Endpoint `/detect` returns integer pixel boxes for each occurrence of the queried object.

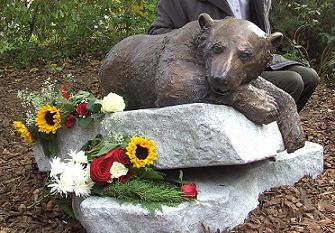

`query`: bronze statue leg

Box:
[208,77,305,153]
[221,84,280,125]
[250,77,305,153]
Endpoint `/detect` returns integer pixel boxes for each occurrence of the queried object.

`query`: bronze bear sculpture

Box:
[99,13,305,153]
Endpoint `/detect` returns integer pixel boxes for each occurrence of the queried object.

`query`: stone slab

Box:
[33,103,285,171]
[73,142,323,233]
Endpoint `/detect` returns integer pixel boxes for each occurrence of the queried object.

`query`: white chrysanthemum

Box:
[48,178,63,195]
[71,163,93,197]
[48,172,74,197]
[101,92,125,113]
[68,150,87,164]
[110,162,129,179]
[73,173,94,197]
[70,163,87,183]
[73,182,92,197]
[48,162,93,197]
[49,157,66,178]
[69,163,94,196]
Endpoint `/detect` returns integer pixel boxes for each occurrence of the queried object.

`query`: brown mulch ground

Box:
[0,61,334,233]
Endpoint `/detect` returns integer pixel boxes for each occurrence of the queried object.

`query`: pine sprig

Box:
[93,177,188,214]
[136,167,165,180]
[104,178,184,203]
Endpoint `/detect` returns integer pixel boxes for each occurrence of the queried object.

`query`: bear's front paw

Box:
[283,124,305,153]
[255,95,279,124]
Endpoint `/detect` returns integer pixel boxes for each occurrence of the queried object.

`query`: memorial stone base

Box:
[31,104,324,232]
[73,142,323,233]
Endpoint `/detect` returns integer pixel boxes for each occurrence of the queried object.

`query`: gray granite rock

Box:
[73,142,323,233]
[33,103,285,171]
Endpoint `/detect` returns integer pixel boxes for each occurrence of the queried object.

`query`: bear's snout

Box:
[208,75,235,95]
[212,75,231,85]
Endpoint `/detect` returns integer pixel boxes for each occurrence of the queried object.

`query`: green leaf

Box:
[77,91,92,97]
[81,134,103,151]
[95,142,118,156]
[78,116,93,128]
[81,135,121,159]
[90,113,104,119]
[91,185,106,196]
[71,91,92,102]
[38,133,59,157]
[86,100,101,113]
[138,167,165,180]
[95,99,102,105]
[55,95,75,112]
[47,140,59,157]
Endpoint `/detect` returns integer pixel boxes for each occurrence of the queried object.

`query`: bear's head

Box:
[197,13,283,95]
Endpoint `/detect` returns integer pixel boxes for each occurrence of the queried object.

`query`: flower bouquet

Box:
[48,134,198,213]
[13,78,125,157]
[13,78,198,213]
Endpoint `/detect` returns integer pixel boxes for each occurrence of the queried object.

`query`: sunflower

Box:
[126,137,157,168]
[35,105,61,134]
[13,121,35,144]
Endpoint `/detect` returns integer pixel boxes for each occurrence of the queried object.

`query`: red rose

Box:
[181,183,198,199]
[76,102,90,117]
[111,148,131,165]
[118,170,133,183]
[61,86,70,99]
[65,114,76,128]
[90,153,115,185]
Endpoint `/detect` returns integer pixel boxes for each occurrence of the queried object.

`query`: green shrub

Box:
[270,0,335,80]
[0,0,158,67]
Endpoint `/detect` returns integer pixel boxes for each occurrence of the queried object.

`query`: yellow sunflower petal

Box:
[13,121,35,144]
[35,105,62,134]
[126,136,157,168]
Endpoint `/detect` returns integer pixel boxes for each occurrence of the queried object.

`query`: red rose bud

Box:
[181,183,198,199]
[110,148,131,165]
[76,102,90,117]
[61,86,70,99]
[90,153,115,185]
[65,114,76,128]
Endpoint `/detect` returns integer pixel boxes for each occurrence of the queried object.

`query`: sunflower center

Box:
[135,146,149,160]
[45,111,55,125]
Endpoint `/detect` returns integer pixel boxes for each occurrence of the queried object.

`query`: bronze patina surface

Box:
[99,14,305,153]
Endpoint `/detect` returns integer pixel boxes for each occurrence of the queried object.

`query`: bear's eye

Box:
[240,51,252,61]
[211,43,223,54]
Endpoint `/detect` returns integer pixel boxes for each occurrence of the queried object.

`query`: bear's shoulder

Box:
[157,21,202,63]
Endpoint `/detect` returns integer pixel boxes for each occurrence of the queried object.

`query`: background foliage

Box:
[0,0,334,80]
[270,0,335,80]
[0,0,158,67]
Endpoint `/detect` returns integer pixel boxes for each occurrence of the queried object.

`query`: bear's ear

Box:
[268,32,283,48]
[198,13,214,30]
